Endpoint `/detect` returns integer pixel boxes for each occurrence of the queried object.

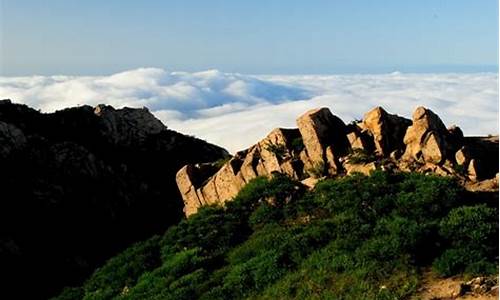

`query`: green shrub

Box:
[433,247,478,277]
[464,260,498,276]
[83,236,161,299]
[439,204,498,252]
[291,137,304,152]
[432,205,498,277]
[213,157,231,169]
[452,163,468,176]
[264,141,287,159]
[347,148,376,164]
[249,203,282,229]
[307,161,327,178]
[160,205,243,259]
[50,287,84,300]
[54,171,496,300]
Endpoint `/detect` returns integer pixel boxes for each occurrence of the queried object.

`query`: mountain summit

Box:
[177,106,498,216]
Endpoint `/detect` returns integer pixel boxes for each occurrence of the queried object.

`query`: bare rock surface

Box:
[177,105,499,217]
[361,106,411,156]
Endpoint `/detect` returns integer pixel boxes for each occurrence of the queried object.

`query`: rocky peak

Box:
[93,104,166,146]
[177,106,499,217]
[360,106,411,156]
[297,107,350,174]
[402,106,451,164]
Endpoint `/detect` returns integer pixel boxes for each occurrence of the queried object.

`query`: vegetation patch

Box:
[307,161,327,178]
[264,141,287,159]
[347,148,376,164]
[53,171,498,300]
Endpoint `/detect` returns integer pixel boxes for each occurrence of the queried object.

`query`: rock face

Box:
[94,104,165,146]
[176,127,305,216]
[360,106,411,156]
[402,107,450,164]
[0,99,229,299]
[296,108,350,173]
[178,106,499,217]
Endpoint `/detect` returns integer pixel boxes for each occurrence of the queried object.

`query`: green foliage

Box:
[307,161,327,178]
[433,205,498,277]
[439,204,498,251]
[290,137,304,152]
[82,236,161,299]
[54,171,498,300]
[452,163,468,176]
[160,205,243,260]
[347,148,376,164]
[213,156,231,169]
[264,141,287,159]
[49,287,84,300]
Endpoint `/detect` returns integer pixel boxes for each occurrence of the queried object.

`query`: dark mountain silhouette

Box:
[0,100,229,299]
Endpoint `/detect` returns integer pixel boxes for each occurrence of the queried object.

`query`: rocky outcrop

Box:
[297,108,350,174]
[402,106,450,164]
[360,106,411,156]
[0,99,229,299]
[176,128,305,215]
[94,104,165,146]
[178,106,498,217]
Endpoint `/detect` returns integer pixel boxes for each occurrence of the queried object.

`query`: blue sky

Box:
[1,0,498,75]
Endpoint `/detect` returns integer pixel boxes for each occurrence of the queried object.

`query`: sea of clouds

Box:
[0,68,497,153]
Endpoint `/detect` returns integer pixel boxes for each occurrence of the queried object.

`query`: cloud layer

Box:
[1,68,497,153]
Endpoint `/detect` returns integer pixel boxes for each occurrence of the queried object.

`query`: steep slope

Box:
[177,106,498,216]
[0,100,229,299]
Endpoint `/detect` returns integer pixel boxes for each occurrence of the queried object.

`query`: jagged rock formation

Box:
[0,99,229,299]
[177,106,498,217]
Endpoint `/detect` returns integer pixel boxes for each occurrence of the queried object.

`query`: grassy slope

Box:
[53,171,498,300]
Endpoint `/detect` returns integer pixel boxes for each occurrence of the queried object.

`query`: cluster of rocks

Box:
[177,106,499,216]
[458,277,498,297]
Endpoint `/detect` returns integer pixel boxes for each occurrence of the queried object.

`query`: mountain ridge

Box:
[0,99,229,299]
[177,106,498,216]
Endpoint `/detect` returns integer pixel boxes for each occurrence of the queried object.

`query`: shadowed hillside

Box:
[0,100,229,299]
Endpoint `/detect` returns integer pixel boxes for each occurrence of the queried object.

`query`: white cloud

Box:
[0,68,497,153]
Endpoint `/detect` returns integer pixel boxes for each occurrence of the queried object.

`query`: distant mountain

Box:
[0,100,229,299]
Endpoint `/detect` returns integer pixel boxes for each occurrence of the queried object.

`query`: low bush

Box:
[53,171,497,300]
[347,148,376,164]
[264,142,287,159]
[433,204,498,276]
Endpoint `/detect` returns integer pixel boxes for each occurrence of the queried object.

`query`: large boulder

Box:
[461,136,499,180]
[176,164,220,216]
[239,146,262,182]
[361,107,411,156]
[402,107,449,164]
[455,146,471,166]
[257,128,296,174]
[296,108,350,173]
[213,158,247,203]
